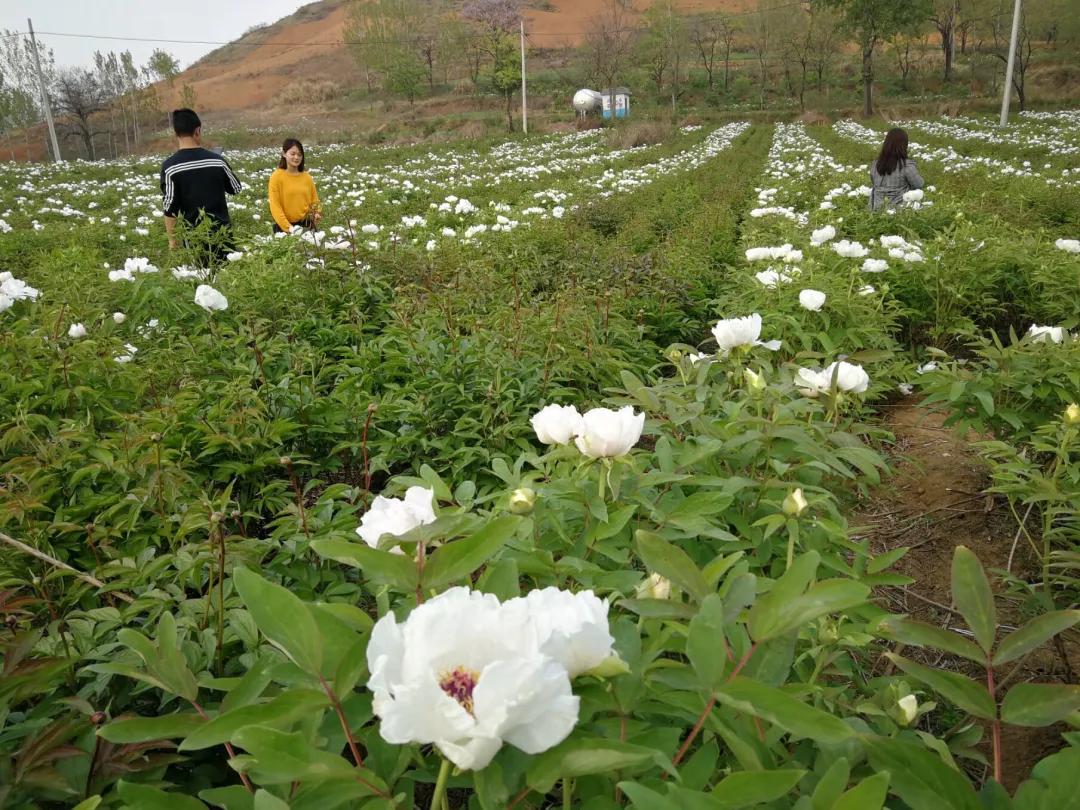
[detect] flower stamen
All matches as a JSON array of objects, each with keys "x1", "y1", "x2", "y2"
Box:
[{"x1": 439, "y1": 666, "x2": 480, "y2": 715}]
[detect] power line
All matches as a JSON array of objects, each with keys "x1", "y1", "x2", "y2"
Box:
[{"x1": 8, "y1": 2, "x2": 815, "y2": 50}]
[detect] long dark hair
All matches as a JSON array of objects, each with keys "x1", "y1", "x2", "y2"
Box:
[
  {"x1": 278, "y1": 138, "x2": 306, "y2": 171},
  {"x1": 875, "y1": 128, "x2": 909, "y2": 175}
]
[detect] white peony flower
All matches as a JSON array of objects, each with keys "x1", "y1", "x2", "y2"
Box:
[
  {"x1": 858, "y1": 285, "x2": 876, "y2": 296},
  {"x1": 862, "y1": 258, "x2": 889, "y2": 273},
  {"x1": 687, "y1": 352, "x2": 712, "y2": 364},
  {"x1": 0, "y1": 293, "x2": 11, "y2": 313},
  {"x1": 67, "y1": 323, "x2": 87, "y2": 339},
  {"x1": 902, "y1": 189, "x2": 924, "y2": 203},
  {"x1": 226, "y1": 251, "x2": 244, "y2": 262},
  {"x1": 503, "y1": 588, "x2": 616, "y2": 677},
  {"x1": 356, "y1": 486, "x2": 436, "y2": 549},
  {"x1": 531, "y1": 404, "x2": 584, "y2": 446},
  {"x1": 1, "y1": 275, "x2": 41, "y2": 301},
  {"x1": 898, "y1": 383, "x2": 914, "y2": 395},
  {"x1": 114, "y1": 343, "x2": 138, "y2": 363},
  {"x1": 1055, "y1": 238, "x2": 1080, "y2": 253},
  {"x1": 810, "y1": 225, "x2": 836, "y2": 245},
  {"x1": 574, "y1": 406, "x2": 645, "y2": 458},
  {"x1": 799, "y1": 289, "x2": 826, "y2": 311},
  {"x1": 124, "y1": 257, "x2": 158, "y2": 274},
  {"x1": 712, "y1": 314, "x2": 782, "y2": 354},
  {"x1": 832, "y1": 240, "x2": 868, "y2": 258},
  {"x1": 1027, "y1": 325, "x2": 1064, "y2": 343},
  {"x1": 797, "y1": 361, "x2": 870, "y2": 396},
  {"x1": 366, "y1": 587, "x2": 579, "y2": 771},
  {"x1": 917, "y1": 362, "x2": 938, "y2": 374},
  {"x1": 755, "y1": 269, "x2": 792, "y2": 288},
  {"x1": 194, "y1": 285, "x2": 228, "y2": 312},
  {"x1": 112, "y1": 311, "x2": 126, "y2": 324},
  {"x1": 108, "y1": 269, "x2": 135, "y2": 283}
]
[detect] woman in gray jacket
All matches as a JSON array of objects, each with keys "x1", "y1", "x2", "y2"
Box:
[{"x1": 869, "y1": 128, "x2": 925, "y2": 211}]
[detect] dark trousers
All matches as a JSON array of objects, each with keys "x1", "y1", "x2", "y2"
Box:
[{"x1": 272, "y1": 217, "x2": 314, "y2": 234}]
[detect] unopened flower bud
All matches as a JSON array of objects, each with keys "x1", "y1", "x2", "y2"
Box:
[
  {"x1": 744, "y1": 367, "x2": 766, "y2": 393},
  {"x1": 1065, "y1": 403, "x2": 1080, "y2": 425},
  {"x1": 279, "y1": 456, "x2": 292, "y2": 466},
  {"x1": 150, "y1": 433, "x2": 162, "y2": 443},
  {"x1": 509, "y1": 487, "x2": 536, "y2": 515},
  {"x1": 5, "y1": 615, "x2": 17, "y2": 630},
  {"x1": 90, "y1": 711, "x2": 107, "y2": 726},
  {"x1": 896, "y1": 694, "x2": 918, "y2": 726},
  {"x1": 819, "y1": 618, "x2": 839, "y2": 644},
  {"x1": 210, "y1": 511, "x2": 223, "y2": 524},
  {"x1": 635, "y1": 572, "x2": 671, "y2": 600},
  {"x1": 782, "y1": 488, "x2": 808, "y2": 517}
]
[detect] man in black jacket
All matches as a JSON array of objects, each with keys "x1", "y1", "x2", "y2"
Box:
[{"x1": 160, "y1": 109, "x2": 242, "y2": 266}]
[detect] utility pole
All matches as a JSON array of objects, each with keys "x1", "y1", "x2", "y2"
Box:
[
  {"x1": 998, "y1": 0, "x2": 1022, "y2": 127},
  {"x1": 28, "y1": 18, "x2": 62, "y2": 162},
  {"x1": 520, "y1": 19, "x2": 528, "y2": 135}
]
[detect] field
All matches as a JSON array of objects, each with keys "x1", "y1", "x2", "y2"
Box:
[{"x1": 1, "y1": 111, "x2": 1079, "y2": 809}]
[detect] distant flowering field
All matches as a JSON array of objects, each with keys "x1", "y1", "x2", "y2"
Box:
[{"x1": 1, "y1": 113, "x2": 1079, "y2": 809}]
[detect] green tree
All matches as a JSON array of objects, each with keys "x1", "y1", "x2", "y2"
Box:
[
  {"x1": 384, "y1": 50, "x2": 427, "y2": 103},
  {"x1": 818, "y1": 0, "x2": 932, "y2": 115}
]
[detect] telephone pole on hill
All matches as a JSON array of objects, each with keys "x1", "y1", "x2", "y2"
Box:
[
  {"x1": 520, "y1": 19, "x2": 528, "y2": 135},
  {"x1": 28, "y1": 18, "x2": 62, "y2": 162},
  {"x1": 998, "y1": 0, "x2": 1022, "y2": 127}
]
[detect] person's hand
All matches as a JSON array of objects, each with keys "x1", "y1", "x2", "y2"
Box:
[{"x1": 312, "y1": 210, "x2": 322, "y2": 225}]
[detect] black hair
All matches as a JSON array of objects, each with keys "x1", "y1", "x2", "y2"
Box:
[
  {"x1": 172, "y1": 108, "x2": 201, "y2": 137},
  {"x1": 279, "y1": 138, "x2": 306, "y2": 171},
  {"x1": 875, "y1": 128, "x2": 909, "y2": 176}
]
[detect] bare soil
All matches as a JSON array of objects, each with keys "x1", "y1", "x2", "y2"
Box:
[{"x1": 855, "y1": 398, "x2": 1079, "y2": 792}]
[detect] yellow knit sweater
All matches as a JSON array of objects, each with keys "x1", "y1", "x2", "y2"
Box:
[{"x1": 268, "y1": 168, "x2": 319, "y2": 230}]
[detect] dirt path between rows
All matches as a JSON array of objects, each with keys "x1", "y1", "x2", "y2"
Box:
[{"x1": 854, "y1": 397, "x2": 1079, "y2": 792}]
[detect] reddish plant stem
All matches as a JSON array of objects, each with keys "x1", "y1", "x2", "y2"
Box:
[
  {"x1": 987, "y1": 660, "x2": 1003, "y2": 784},
  {"x1": 283, "y1": 459, "x2": 310, "y2": 538},
  {"x1": 191, "y1": 700, "x2": 254, "y2": 793},
  {"x1": 667, "y1": 642, "x2": 759, "y2": 775},
  {"x1": 507, "y1": 787, "x2": 532, "y2": 809},
  {"x1": 318, "y1": 674, "x2": 365, "y2": 768},
  {"x1": 360, "y1": 403, "x2": 377, "y2": 502}
]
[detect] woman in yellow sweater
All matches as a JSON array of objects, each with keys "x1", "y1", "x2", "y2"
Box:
[{"x1": 268, "y1": 138, "x2": 320, "y2": 233}]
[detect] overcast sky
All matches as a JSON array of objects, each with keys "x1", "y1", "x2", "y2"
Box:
[{"x1": 2, "y1": 1, "x2": 312, "y2": 70}]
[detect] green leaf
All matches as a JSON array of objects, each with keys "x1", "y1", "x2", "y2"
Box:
[
  {"x1": 810, "y1": 757, "x2": 850, "y2": 810},
  {"x1": 833, "y1": 772, "x2": 889, "y2": 810},
  {"x1": 687, "y1": 595, "x2": 726, "y2": 689},
  {"x1": 98, "y1": 713, "x2": 205, "y2": 744},
  {"x1": 230, "y1": 727, "x2": 375, "y2": 787},
  {"x1": 73, "y1": 799, "x2": 103, "y2": 810},
  {"x1": 117, "y1": 780, "x2": 209, "y2": 809},
  {"x1": 877, "y1": 617, "x2": 985, "y2": 663},
  {"x1": 749, "y1": 574, "x2": 868, "y2": 642},
  {"x1": 233, "y1": 568, "x2": 323, "y2": 675},
  {"x1": 951, "y1": 546, "x2": 996, "y2": 655},
  {"x1": 527, "y1": 737, "x2": 672, "y2": 794},
  {"x1": 1014, "y1": 745, "x2": 1080, "y2": 810},
  {"x1": 710, "y1": 769, "x2": 806, "y2": 807},
  {"x1": 422, "y1": 515, "x2": 520, "y2": 589},
  {"x1": 310, "y1": 539, "x2": 418, "y2": 592},
  {"x1": 180, "y1": 689, "x2": 330, "y2": 751},
  {"x1": 864, "y1": 737, "x2": 981, "y2": 810},
  {"x1": 714, "y1": 678, "x2": 854, "y2": 743},
  {"x1": 992, "y1": 610, "x2": 1080, "y2": 666},
  {"x1": 198, "y1": 786, "x2": 254, "y2": 810},
  {"x1": 220, "y1": 659, "x2": 273, "y2": 713},
  {"x1": 884, "y1": 654, "x2": 995, "y2": 720},
  {"x1": 1000, "y1": 684, "x2": 1080, "y2": 727},
  {"x1": 635, "y1": 530, "x2": 710, "y2": 603},
  {"x1": 254, "y1": 791, "x2": 290, "y2": 810},
  {"x1": 618, "y1": 599, "x2": 696, "y2": 621},
  {"x1": 617, "y1": 782, "x2": 680, "y2": 810}
]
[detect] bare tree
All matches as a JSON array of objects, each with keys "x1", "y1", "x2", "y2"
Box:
[
  {"x1": 689, "y1": 13, "x2": 736, "y2": 92},
  {"x1": 930, "y1": 0, "x2": 961, "y2": 82},
  {"x1": 585, "y1": 0, "x2": 634, "y2": 116},
  {"x1": 52, "y1": 68, "x2": 107, "y2": 160},
  {"x1": 462, "y1": 0, "x2": 522, "y2": 131}
]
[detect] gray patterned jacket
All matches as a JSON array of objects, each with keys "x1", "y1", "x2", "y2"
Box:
[{"x1": 869, "y1": 158, "x2": 925, "y2": 211}]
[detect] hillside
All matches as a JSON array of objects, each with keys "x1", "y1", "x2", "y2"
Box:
[{"x1": 162, "y1": 0, "x2": 752, "y2": 114}]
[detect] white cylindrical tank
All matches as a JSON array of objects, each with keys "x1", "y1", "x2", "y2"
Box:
[{"x1": 572, "y1": 89, "x2": 603, "y2": 113}]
